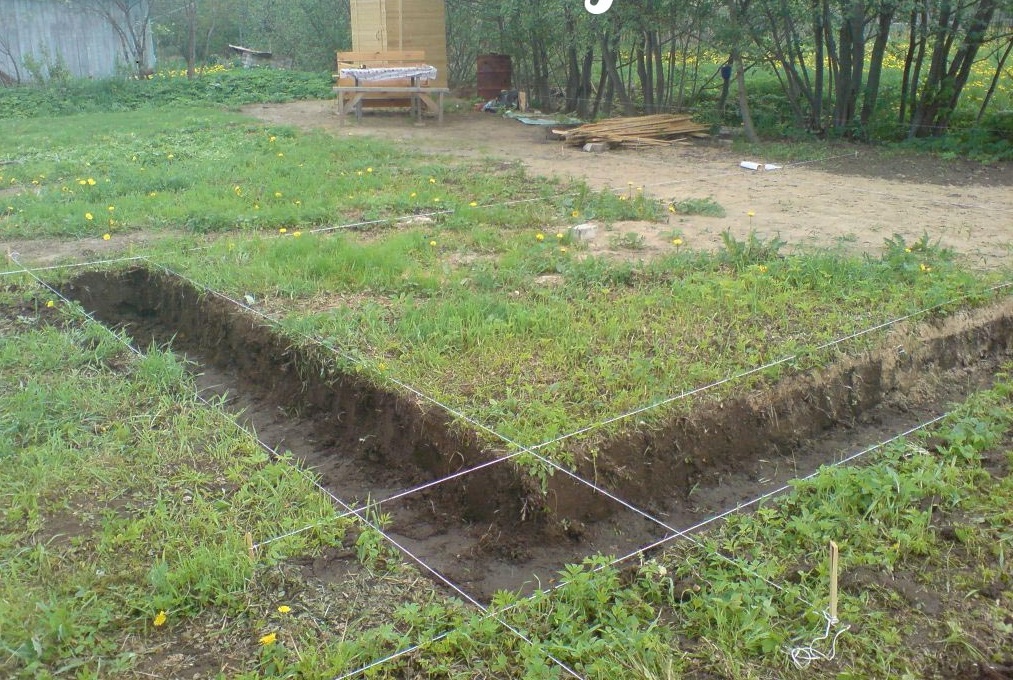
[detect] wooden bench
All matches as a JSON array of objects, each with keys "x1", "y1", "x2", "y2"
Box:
[{"x1": 333, "y1": 50, "x2": 449, "y2": 124}]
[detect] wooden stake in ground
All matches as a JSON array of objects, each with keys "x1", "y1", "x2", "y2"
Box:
[
  {"x1": 246, "y1": 531, "x2": 256, "y2": 561},
  {"x1": 829, "y1": 540, "x2": 839, "y2": 622}
]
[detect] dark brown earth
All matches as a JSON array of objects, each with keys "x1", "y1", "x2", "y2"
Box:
[{"x1": 59, "y1": 267, "x2": 1013, "y2": 600}]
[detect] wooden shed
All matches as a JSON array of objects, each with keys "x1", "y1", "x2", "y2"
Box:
[{"x1": 349, "y1": 0, "x2": 448, "y2": 88}]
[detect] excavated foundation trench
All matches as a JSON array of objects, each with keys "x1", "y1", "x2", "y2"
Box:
[{"x1": 62, "y1": 268, "x2": 1013, "y2": 599}]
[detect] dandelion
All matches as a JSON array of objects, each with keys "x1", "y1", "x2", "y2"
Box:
[
  {"x1": 469, "y1": 201, "x2": 478, "y2": 207},
  {"x1": 234, "y1": 186, "x2": 243, "y2": 196},
  {"x1": 167, "y1": 153, "x2": 174, "y2": 159},
  {"x1": 571, "y1": 210, "x2": 579, "y2": 218},
  {"x1": 672, "y1": 237, "x2": 683, "y2": 246},
  {"x1": 920, "y1": 263, "x2": 932, "y2": 272},
  {"x1": 279, "y1": 228, "x2": 287, "y2": 234},
  {"x1": 433, "y1": 197, "x2": 441, "y2": 203},
  {"x1": 366, "y1": 167, "x2": 373, "y2": 173},
  {"x1": 131, "y1": 155, "x2": 137, "y2": 161},
  {"x1": 46, "y1": 300, "x2": 55, "y2": 308},
  {"x1": 259, "y1": 632, "x2": 277, "y2": 646},
  {"x1": 410, "y1": 192, "x2": 417, "y2": 198},
  {"x1": 292, "y1": 231, "x2": 302, "y2": 237},
  {"x1": 277, "y1": 152, "x2": 284, "y2": 158},
  {"x1": 429, "y1": 177, "x2": 436, "y2": 184},
  {"x1": 149, "y1": 191, "x2": 158, "y2": 197},
  {"x1": 620, "y1": 195, "x2": 628, "y2": 201},
  {"x1": 378, "y1": 362, "x2": 387, "y2": 371},
  {"x1": 429, "y1": 240, "x2": 437, "y2": 247},
  {"x1": 109, "y1": 219, "x2": 116, "y2": 227},
  {"x1": 87, "y1": 178, "x2": 96, "y2": 186},
  {"x1": 357, "y1": 171, "x2": 363, "y2": 176},
  {"x1": 294, "y1": 200, "x2": 302, "y2": 206},
  {"x1": 556, "y1": 232, "x2": 564, "y2": 239},
  {"x1": 905, "y1": 247, "x2": 912, "y2": 253},
  {"x1": 108, "y1": 205, "x2": 115, "y2": 212},
  {"x1": 269, "y1": 136, "x2": 277, "y2": 143},
  {"x1": 102, "y1": 233, "x2": 111, "y2": 240},
  {"x1": 253, "y1": 204, "x2": 260, "y2": 210},
  {"x1": 85, "y1": 212, "x2": 94, "y2": 221},
  {"x1": 757, "y1": 264, "x2": 768, "y2": 273},
  {"x1": 536, "y1": 233, "x2": 545, "y2": 241},
  {"x1": 153, "y1": 611, "x2": 167, "y2": 627},
  {"x1": 668, "y1": 205, "x2": 676, "y2": 213},
  {"x1": 277, "y1": 605, "x2": 292, "y2": 614},
  {"x1": 559, "y1": 246, "x2": 568, "y2": 253},
  {"x1": 747, "y1": 211, "x2": 755, "y2": 217},
  {"x1": 274, "y1": 191, "x2": 282, "y2": 198}
]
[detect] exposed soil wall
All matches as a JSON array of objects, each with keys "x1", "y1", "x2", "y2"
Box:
[{"x1": 60, "y1": 267, "x2": 1013, "y2": 596}]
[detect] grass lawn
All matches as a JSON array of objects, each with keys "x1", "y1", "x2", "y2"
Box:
[{"x1": 2, "y1": 68, "x2": 1011, "y2": 678}]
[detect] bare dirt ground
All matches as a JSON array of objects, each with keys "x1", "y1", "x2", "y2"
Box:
[{"x1": 243, "y1": 99, "x2": 1013, "y2": 271}]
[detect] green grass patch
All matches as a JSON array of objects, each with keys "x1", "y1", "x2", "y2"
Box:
[
  {"x1": 0, "y1": 67, "x2": 332, "y2": 119},
  {"x1": 146, "y1": 228, "x2": 1002, "y2": 465}
]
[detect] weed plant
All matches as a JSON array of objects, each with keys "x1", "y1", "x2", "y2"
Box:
[{"x1": 0, "y1": 67, "x2": 332, "y2": 119}]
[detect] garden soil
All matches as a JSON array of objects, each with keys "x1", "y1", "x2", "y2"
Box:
[{"x1": 240, "y1": 99, "x2": 1013, "y2": 270}]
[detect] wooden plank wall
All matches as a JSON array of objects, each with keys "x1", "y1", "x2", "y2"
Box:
[
  {"x1": 348, "y1": 0, "x2": 448, "y2": 88},
  {"x1": 0, "y1": 0, "x2": 155, "y2": 83}
]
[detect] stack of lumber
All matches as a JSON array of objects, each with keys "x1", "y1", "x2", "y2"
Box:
[{"x1": 554, "y1": 114, "x2": 709, "y2": 147}]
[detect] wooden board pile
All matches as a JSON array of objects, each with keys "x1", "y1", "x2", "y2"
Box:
[{"x1": 554, "y1": 114, "x2": 709, "y2": 147}]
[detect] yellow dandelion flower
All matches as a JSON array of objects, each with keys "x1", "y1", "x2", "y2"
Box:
[
  {"x1": 668, "y1": 205, "x2": 676, "y2": 213},
  {"x1": 672, "y1": 237, "x2": 683, "y2": 246},
  {"x1": 536, "y1": 233, "x2": 545, "y2": 241},
  {"x1": 429, "y1": 240, "x2": 437, "y2": 247},
  {"x1": 85, "y1": 212, "x2": 94, "y2": 221},
  {"x1": 167, "y1": 153, "x2": 174, "y2": 159},
  {"x1": 429, "y1": 177, "x2": 436, "y2": 183},
  {"x1": 277, "y1": 605, "x2": 292, "y2": 614},
  {"x1": 46, "y1": 300, "x2": 55, "y2": 308},
  {"x1": 269, "y1": 136, "x2": 277, "y2": 142},
  {"x1": 279, "y1": 227, "x2": 287, "y2": 234},
  {"x1": 920, "y1": 263, "x2": 932, "y2": 272},
  {"x1": 131, "y1": 155, "x2": 137, "y2": 161},
  {"x1": 293, "y1": 231, "x2": 302, "y2": 237},
  {"x1": 559, "y1": 246, "x2": 568, "y2": 253},
  {"x1": 356, "y1": 171, "x2": 363, "y2": 176},
  {"x1": 259, "y1": 632, "x2": 277, "y2": 646},
  {"x1": 747, "y1": 211, "x2": 755, "y2": 217},
  {"x1": 556, "y1": 232, "x2": 563, "y2": 239},
  {"x1": 571, "y1": 210, "x2": 579, "y2": 217},
  {"x1": 469, "y1": 201, "x2": 478, "y2": 207},
  {"x1": 108, "y1": 205, "x2": 115, "y2": 212},
  {"x1": 294, "y1": 200, "x2": 301, "y2": 206},
  {"x1": 433, "y1": 197, "x2": 441, "y2": 202},
  {"x1": 253, "y1": 204, "x2": 259, "y2": 210},
  {"x1": 274, "y1": 192, "x2": 282, "y2": 198},
  {"x1": 87, "y1": 178, "x2": 96, "y2": 186},
  {"x1": 153, "y1": 611, "x2": 167, "y2": 627},
  {"x1": 234, "y1": 186, "x2": 243, "y2": 196},
  {"x1": 619, "y1": 195, "x2": 627, "y2": 201},
  {"x1": 366, "y1": 167, "x2": 373, "y2": 173},
  {"x1": 757, "y1": 264, "x2": 768, "y2": 273},
  {"x1": 277, "y1": 152, "x2": 284, "y2": 157},
  {"x1": 905, "y1": 247, "x2": 912, "y2": 253},
  {"x1": 149, "y1": 191, "x2": 157, "y2": 197},
  {"x1": 102, "y1": 233, "x2": 111, "y2": 240},
  {"x1": 410, "y1": 192, "x2": 417, "y2": 198}
]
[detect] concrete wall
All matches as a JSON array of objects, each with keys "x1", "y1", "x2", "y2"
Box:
[{"x1": 0, "y1": 0, "x2": 155, "y2": 83}]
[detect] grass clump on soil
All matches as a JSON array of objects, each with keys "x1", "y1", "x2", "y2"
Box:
[
  {"x1": 282, "y1": 370, "x2": 1013, "y2": 679},
  {"x1": 0, "y1": 283, "x2": 389, "y2": 677},
  {"x1": 150, "y1": 228, "x2": 1003, "y2": 470}
]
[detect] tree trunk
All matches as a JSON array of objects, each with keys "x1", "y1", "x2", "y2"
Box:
[
  {"x1": 733, "y1": 49, "x2": 759, "y2": 142},
  {"x1": 860, "y1": 3, "x2": 896, "y2": 128},
  {"x1": 977, "y1": 35, "x2": 1013, "y2": 122}
]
